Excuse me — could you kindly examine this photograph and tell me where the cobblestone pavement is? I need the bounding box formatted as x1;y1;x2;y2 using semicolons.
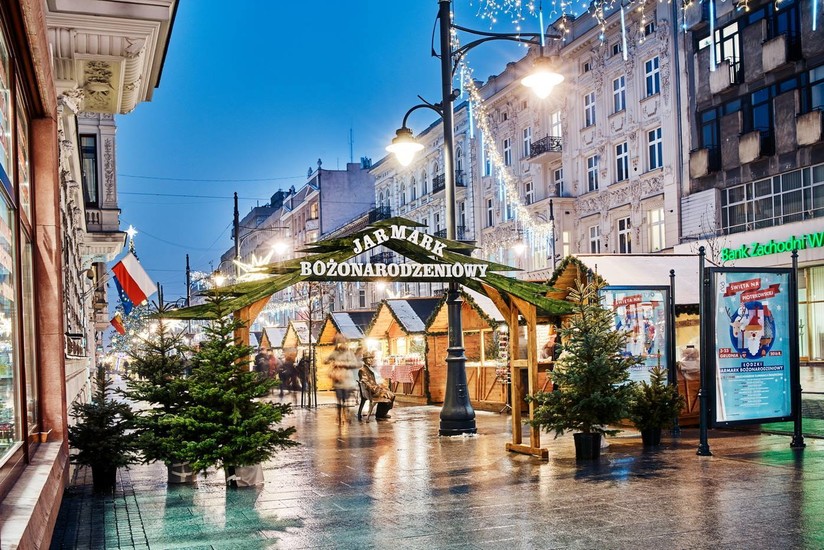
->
50;390;824;550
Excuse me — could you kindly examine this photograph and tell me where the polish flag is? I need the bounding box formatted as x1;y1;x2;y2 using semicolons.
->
110;312;126;335
111;252;157;306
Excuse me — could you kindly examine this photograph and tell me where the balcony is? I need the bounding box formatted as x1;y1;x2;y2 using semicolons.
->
432;171;466;195
684;0;711;31
709;59;741;94
739;130;774;164
368;205;391;222
305;217;319;231
527;135;562;163
689;146;721;178
433;226;466;240
370;251;395;264
797;111;823;146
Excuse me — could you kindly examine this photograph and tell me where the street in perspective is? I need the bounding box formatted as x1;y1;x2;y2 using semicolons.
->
2;1;824;549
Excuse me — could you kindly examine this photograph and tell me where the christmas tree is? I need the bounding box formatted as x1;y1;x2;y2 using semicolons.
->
530;279;638;437
110;303;151;357
122;301;191;468
69;365;139;492
179;293;298;477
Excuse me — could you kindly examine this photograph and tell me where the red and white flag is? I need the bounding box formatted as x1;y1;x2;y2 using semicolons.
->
110;312;126;335
111;252;157;306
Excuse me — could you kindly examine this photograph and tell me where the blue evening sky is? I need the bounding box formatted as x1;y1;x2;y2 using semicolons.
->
115;1;537;301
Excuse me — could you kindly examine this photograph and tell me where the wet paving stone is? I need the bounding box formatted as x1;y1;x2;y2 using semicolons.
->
50;395;824;549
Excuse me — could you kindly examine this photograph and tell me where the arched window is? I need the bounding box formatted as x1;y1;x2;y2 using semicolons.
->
400;183;407;206
378;191;384;207
421;171;428;194
456;147;463;172
410;177;417;201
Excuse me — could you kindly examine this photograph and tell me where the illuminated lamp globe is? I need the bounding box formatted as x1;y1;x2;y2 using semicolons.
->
386;127;424;167
513;241;527;256
522;57;564;99
273;240;289;256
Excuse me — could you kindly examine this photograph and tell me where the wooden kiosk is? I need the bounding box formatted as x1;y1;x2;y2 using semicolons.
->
364;297;440;402
260;326;287;353
316;310;376;391
426;287;506;409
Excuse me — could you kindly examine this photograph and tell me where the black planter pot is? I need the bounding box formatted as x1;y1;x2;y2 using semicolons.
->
573;432;602;460
375;402;392;418
91;466;117;493
641;428;662;447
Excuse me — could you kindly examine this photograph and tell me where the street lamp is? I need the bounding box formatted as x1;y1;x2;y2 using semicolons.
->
387;1;561;436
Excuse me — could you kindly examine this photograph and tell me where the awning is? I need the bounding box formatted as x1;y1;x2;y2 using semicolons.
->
573;254;699;305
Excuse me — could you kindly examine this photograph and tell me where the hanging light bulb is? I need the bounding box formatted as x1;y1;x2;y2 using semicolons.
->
521;56;564;99
386;127;424;166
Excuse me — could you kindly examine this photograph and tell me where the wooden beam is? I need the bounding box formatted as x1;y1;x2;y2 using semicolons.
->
480;282;511;320
511;296;542;453
508;304;521;444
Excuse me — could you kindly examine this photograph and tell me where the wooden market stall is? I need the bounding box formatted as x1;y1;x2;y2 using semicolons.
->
282;320;315;364
364;297;441;402
425;287;507;410
540;254;702;425
315;310;376;391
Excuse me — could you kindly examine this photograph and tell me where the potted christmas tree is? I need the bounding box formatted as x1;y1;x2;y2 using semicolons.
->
179;294;298;486
123;301;194;483
628;365;685;446
530;279;638;460
69;365;139;492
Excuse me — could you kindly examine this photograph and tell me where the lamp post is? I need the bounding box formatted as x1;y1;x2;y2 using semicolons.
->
388;1;562;436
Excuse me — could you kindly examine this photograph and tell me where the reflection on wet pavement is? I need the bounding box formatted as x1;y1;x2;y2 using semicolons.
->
51;393;824;549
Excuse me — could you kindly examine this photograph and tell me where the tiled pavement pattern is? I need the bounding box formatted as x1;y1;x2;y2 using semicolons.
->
51;391;824;550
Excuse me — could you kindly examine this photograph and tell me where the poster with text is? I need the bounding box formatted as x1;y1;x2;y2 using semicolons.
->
713;271;792;424
602;287;668;384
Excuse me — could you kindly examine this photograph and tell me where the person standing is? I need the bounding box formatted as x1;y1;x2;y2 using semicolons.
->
325;335;360;426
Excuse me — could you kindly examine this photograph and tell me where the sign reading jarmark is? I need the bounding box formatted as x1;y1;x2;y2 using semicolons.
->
299;224;492;280
721;230;824;262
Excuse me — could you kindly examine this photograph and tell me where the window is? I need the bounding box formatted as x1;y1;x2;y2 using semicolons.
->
645;57;660;96
422;171;428;194
502;111;508;122
550;110;562;138
589;225;601;253
644;21;656;36
459;200;466;229
648;127;663;171
562;231;571;256
584;92;596;127
525;181;534;205
721;164;824;234
612;42;622;57
616;142;629;182
486;198;494;227
613;76;626;113
617;217;632;253
648;207;666;251
583;61;591;73
378;191;384;208
434;212;441;234
456;147;463;173
358;284;367;308
503;138;512;166
553;168;564;197
587;155;599;192
505;200;514;221
523;127;532;158
410;177;417;201
400;183;407;206
310;202;319;219
484;153;491;176
80;135;99;206
805;65;824;113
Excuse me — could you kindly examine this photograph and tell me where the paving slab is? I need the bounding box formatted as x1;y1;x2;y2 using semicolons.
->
50;394;824;549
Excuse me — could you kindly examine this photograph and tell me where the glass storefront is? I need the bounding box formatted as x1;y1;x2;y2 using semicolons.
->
800;266;824;362
0;195;17;461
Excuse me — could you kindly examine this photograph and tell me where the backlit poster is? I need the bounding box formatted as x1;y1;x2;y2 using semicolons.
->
712;271;792;424
601;287;669;384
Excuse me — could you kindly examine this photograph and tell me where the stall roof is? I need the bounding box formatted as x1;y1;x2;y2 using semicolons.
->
427;286;505;332
262;326;286;349
318;310;376;344
543;254;700;305
366;297;441;337
283;320;315;347
250;331;260;348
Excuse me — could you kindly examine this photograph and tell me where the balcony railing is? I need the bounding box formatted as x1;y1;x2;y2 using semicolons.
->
433;226;466;240
529;136;563;158
432;171;466;195
370;251;395;264
368;205;391;223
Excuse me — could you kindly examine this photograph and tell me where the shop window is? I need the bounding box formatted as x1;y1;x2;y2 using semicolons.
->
21;238;36;435
0;195;19;463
